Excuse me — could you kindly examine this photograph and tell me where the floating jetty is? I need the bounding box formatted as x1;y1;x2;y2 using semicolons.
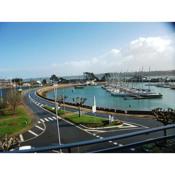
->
74;85;85;89
102;85;163;99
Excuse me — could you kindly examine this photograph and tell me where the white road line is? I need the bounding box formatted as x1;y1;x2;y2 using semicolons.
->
113;142;118;145
44;118;49;122
130;148;135;151
48;117;54;121
35;125;44;131
38;121;41;124
52;117;57;120
28;130;38;137
19;134;24;142
96;135;100;138
108;140;113;143
118;144;123;147
40;119;45;123
52;150;60;153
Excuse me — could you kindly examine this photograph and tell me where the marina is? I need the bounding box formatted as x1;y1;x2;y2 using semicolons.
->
46;83;175;111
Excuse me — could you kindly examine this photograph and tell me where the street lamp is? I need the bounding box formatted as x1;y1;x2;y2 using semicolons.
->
53;84;62;152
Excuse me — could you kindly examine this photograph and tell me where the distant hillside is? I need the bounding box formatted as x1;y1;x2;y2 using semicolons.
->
95;70;175;78
22;70;175;81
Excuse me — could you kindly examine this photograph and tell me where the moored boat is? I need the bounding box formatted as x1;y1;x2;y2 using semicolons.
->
74;85;85;89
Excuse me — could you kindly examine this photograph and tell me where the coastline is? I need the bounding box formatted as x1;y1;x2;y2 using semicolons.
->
36;84;154;118
37;83;78;97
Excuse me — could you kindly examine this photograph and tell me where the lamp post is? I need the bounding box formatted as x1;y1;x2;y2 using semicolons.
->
53;84;62;152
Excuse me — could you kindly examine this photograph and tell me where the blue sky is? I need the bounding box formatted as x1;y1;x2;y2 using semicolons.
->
0;22;174;79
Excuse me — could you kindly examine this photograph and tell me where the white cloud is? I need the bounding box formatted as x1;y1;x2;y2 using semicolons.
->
51;36;175;76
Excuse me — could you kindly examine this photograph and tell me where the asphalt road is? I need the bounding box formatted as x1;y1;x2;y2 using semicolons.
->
22;91;116;152
20;89;175;153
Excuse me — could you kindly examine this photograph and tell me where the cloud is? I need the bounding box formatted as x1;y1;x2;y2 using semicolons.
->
52;36;175;76
3;36;173;78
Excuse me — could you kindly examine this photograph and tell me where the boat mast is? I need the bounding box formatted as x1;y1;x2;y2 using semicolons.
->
149;66;151;91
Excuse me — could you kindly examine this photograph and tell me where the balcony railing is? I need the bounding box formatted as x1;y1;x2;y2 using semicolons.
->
6;124;175;153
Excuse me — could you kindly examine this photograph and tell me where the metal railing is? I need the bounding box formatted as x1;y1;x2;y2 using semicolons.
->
7;124;175;153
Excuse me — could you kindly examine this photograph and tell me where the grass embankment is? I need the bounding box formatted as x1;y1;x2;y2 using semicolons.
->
43;105;122;127
0;106;32;138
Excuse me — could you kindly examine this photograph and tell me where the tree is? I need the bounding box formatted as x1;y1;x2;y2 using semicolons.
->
0;95;8;115
57;95;67;107
12;78;23;86
152;108;175;136
50;74;59;82
7;89;22;113
42;79;47;85
0;135;20;151
72;97;87;117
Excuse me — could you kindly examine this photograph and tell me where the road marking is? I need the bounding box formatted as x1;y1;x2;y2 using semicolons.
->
38;121;41;124
40;119;45;123
35;125;44;131
52;117;57;120
93;133;96;136
130;148;135;151
118;144;123;147
48;117;54;121
19;134;24;142
108;140;113;143
113;142;118;145
28;130;38;137
96;135;100;138
44;118;49;122
52;150;60;153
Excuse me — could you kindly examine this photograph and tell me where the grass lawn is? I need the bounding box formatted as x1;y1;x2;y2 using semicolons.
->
43;104;123;127
0;106;32;138
65;114;109;127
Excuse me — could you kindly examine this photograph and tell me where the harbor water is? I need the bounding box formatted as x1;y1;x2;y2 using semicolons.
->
46;83;175;111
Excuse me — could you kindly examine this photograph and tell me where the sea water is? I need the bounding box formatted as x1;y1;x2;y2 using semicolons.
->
46;83;175;111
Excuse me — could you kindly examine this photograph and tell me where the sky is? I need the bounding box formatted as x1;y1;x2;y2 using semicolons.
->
0;22;174;79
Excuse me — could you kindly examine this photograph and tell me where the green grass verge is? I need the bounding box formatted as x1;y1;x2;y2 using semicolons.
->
43;105;65;116
0;106;32;138
43;105;123;127
65;114;109;127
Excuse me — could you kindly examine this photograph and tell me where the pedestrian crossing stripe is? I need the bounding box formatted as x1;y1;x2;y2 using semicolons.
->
44;118;49;122
40;119;45;123
48;117;53;121
39;117;57;123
